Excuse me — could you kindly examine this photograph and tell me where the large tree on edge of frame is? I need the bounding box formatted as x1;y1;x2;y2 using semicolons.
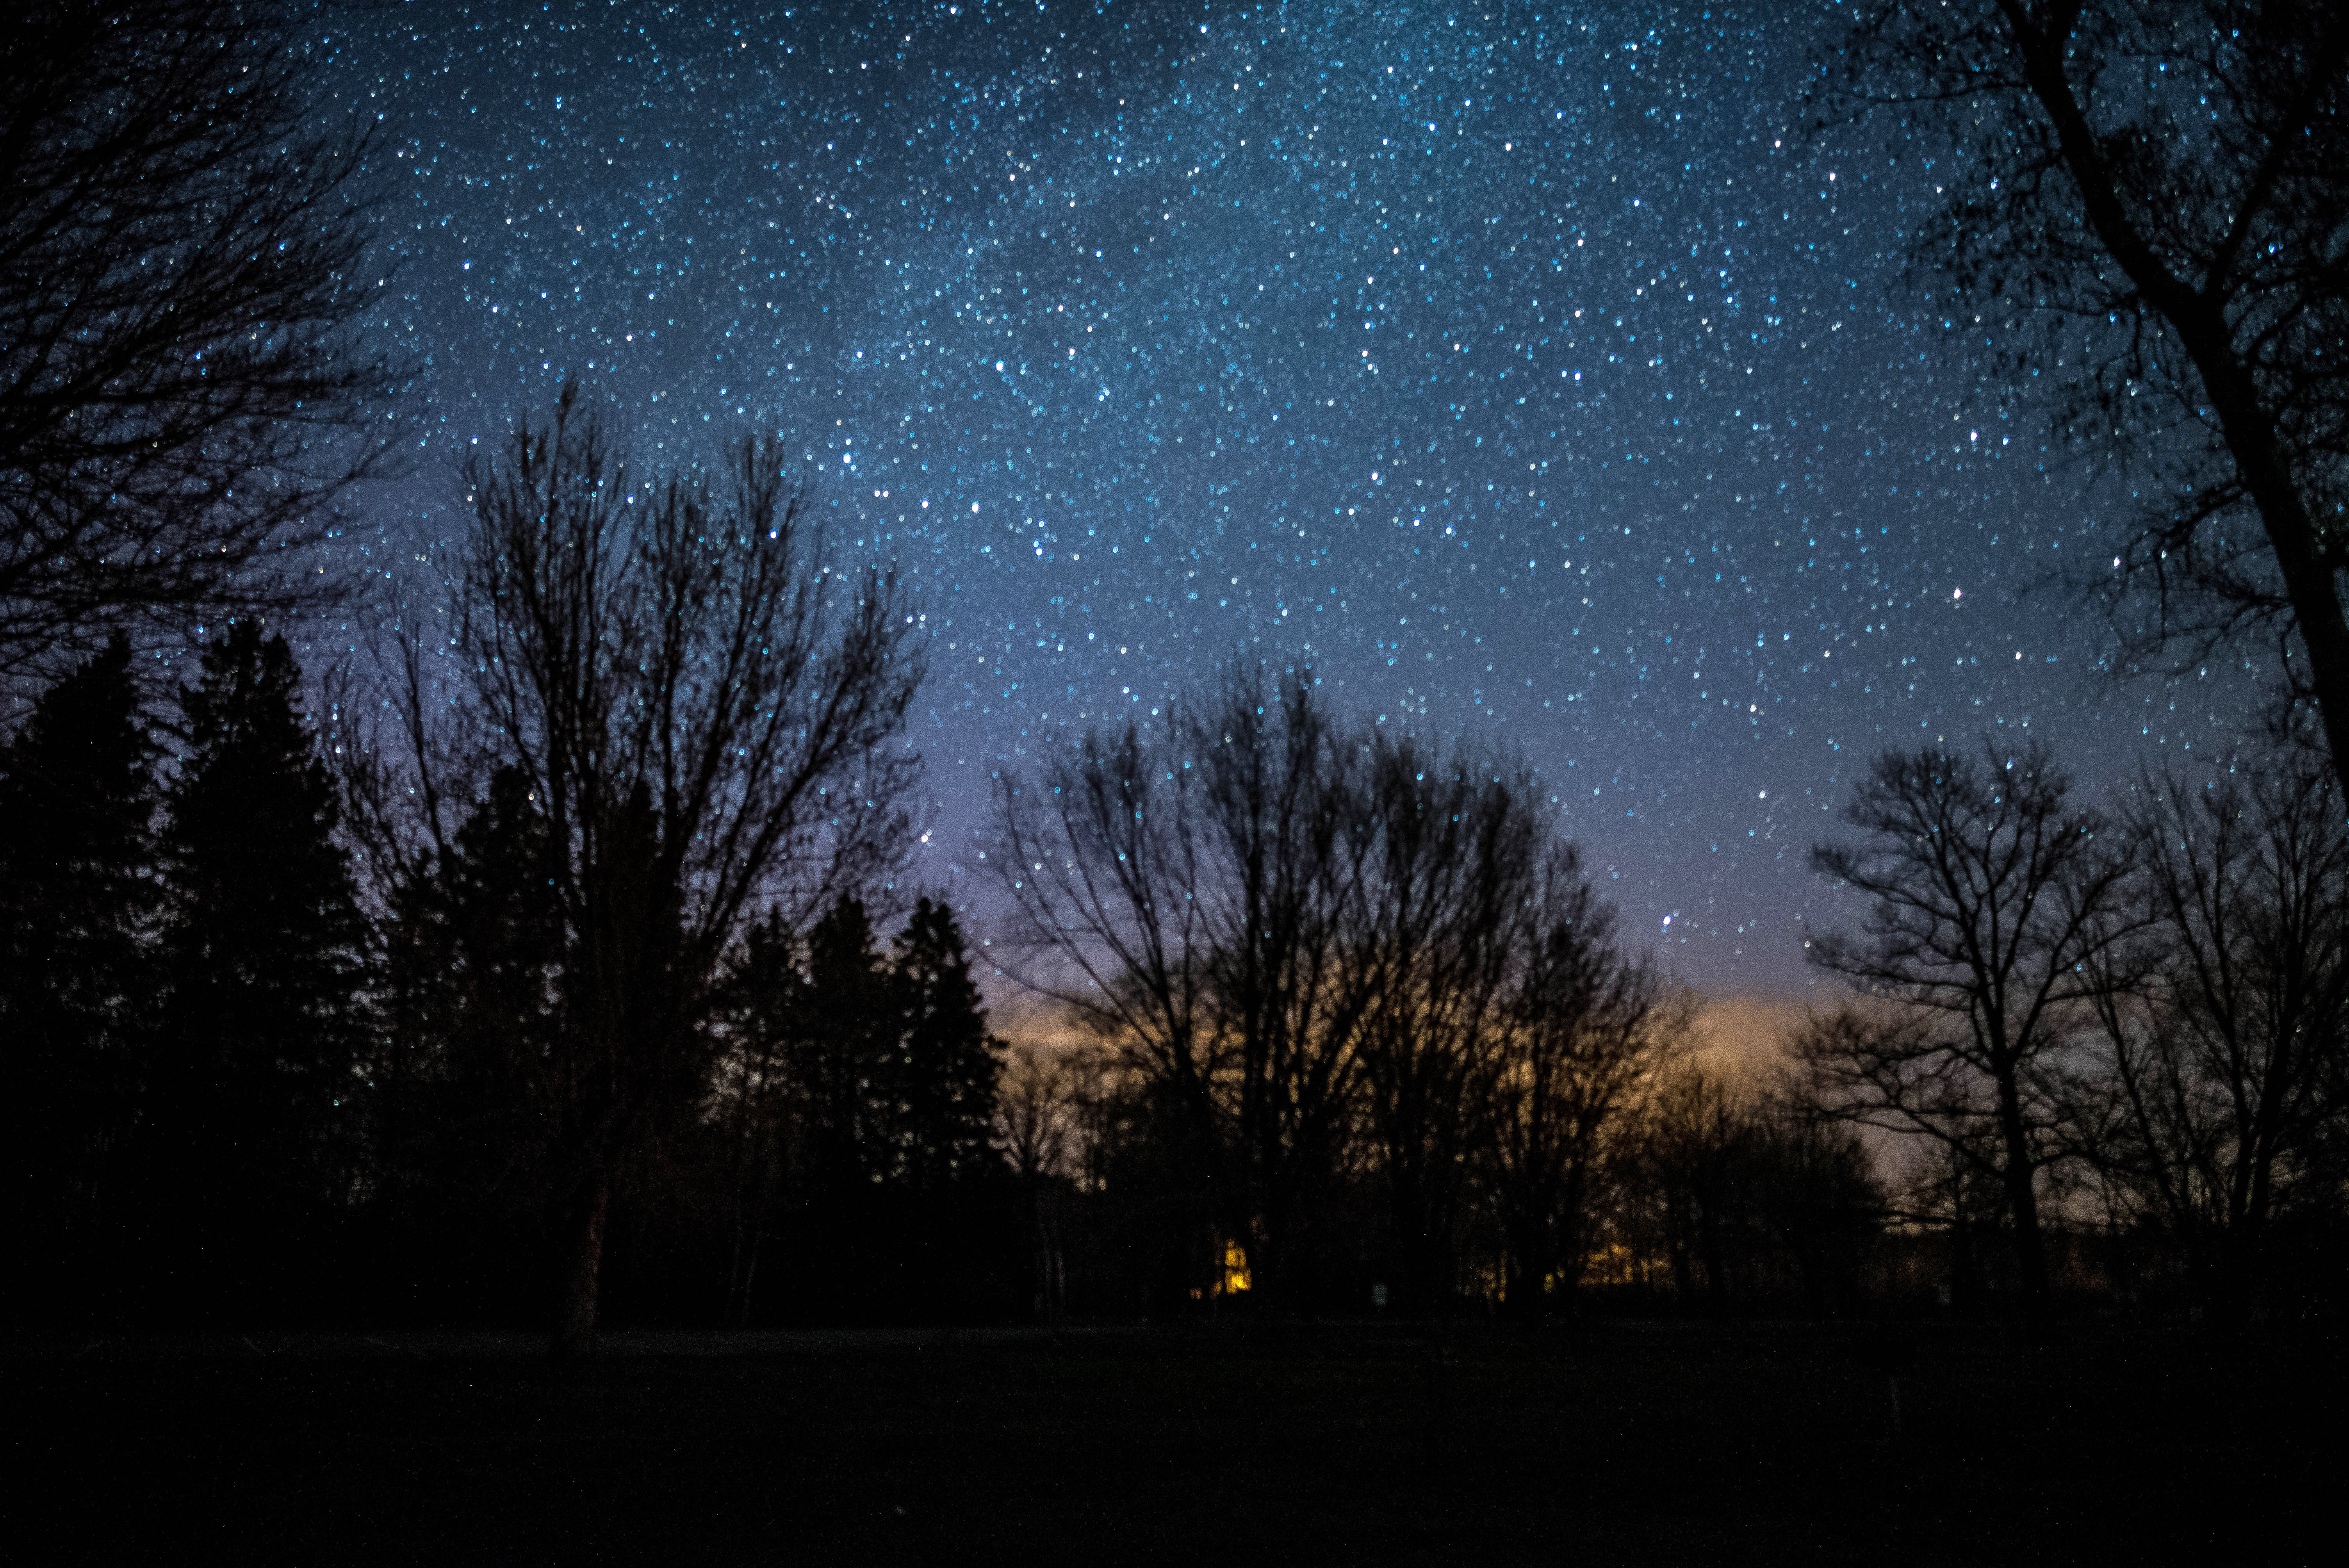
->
1821;3;2349;774
0;0;393;681
2081;758;2349;1321
389;386;923;1356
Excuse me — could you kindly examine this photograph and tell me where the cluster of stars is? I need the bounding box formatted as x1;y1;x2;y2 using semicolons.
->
331;0;2262;994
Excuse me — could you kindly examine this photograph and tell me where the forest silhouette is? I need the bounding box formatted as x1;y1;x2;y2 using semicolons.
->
5;0;2348;1350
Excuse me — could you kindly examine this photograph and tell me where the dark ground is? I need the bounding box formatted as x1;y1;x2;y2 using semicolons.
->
7;1318;2338;1565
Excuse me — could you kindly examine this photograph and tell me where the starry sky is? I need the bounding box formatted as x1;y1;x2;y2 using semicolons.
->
321;0;2267;1004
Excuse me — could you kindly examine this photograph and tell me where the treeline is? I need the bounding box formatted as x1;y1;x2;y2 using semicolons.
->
0;609;1877;1336
986;706;2349;1326
0;621;1014;1333
11;442;2349;1331
987;667;1883;1320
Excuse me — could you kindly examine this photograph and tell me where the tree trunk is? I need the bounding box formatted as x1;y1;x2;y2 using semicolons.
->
553;1174;610;1358
724;1137;775;1330
1699;1206;1729;1318
1994;1072;2051;1316
1028;1181;1065;1322
726;1220;765;1331
1502;1200;1554;1322
1392;1169;1454;1317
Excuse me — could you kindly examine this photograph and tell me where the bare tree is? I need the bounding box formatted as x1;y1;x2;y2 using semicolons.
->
1627;1060;1887;1316
1822;2;2349;773
1486;857;1684;1317
1800;741;2144;1311
996;1037;1093;1319
1189;666;1378;1302
1;1;393;679
998;1040;1086;1187
1638;1063;1761;1313
989;666;1372;1305
992;668;1661;1315
367;387;923;1354
989;704;1223;1295
2080;758;2349;1319
1350;735;1550;1313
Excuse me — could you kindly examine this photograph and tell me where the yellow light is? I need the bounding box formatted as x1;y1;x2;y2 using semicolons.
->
1221;1240;1252;1295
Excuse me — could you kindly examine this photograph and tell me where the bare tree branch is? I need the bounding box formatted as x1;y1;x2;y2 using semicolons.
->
1818;2;2349;772
1797;739;2148;1310
0;1;397;681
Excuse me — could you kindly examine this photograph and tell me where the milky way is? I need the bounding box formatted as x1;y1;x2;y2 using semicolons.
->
324;0;2265;999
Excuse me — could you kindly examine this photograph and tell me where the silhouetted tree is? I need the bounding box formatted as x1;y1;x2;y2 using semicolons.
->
995;668;1391;1308
1800;741;2144;1313
788;894;894;1244
0;1;393;679
1888;1121;2025;1313
881;899;1005;1193
857;898;1011;1317
998;1040;1085;1188
994;663;1656;1315
1486;861;1683;1317
700;895;1006;1323
372;386;923;1353
709;909;806;1327
1351;734;1551;1313
147;622;369;1313
988;698;1224;1304
996;1037;1090;1318
372;765;568;1317
0;636;158;1310
2080;757;2349;1320
1752;1114;1888;1316
1638;1065;1760;1312
1821;2;2349;777
706;896;893;1325
1629;1062;1886;1316
1187;668;1371;1305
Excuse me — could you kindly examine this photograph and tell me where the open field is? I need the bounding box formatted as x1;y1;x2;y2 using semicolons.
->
8;1320;2337;1564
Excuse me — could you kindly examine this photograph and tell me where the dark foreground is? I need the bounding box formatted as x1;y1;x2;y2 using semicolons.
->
7;1319;2337;1564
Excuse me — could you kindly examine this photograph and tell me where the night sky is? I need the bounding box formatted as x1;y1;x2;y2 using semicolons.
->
321;0;2267;1007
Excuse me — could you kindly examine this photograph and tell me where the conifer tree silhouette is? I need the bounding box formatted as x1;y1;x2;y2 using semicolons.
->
884;899;1005;1194
376;766;567;1311
0;636;159;1312
149;622;367;1313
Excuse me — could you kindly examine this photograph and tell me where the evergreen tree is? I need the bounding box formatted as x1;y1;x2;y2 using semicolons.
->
148;622;368;1311
0;636;159;1308
700;895;1009;1322
883;899;1004;1192
711;909;808;1326
376;765;567;1315
876;898;1012;1320
799;895;891;1197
